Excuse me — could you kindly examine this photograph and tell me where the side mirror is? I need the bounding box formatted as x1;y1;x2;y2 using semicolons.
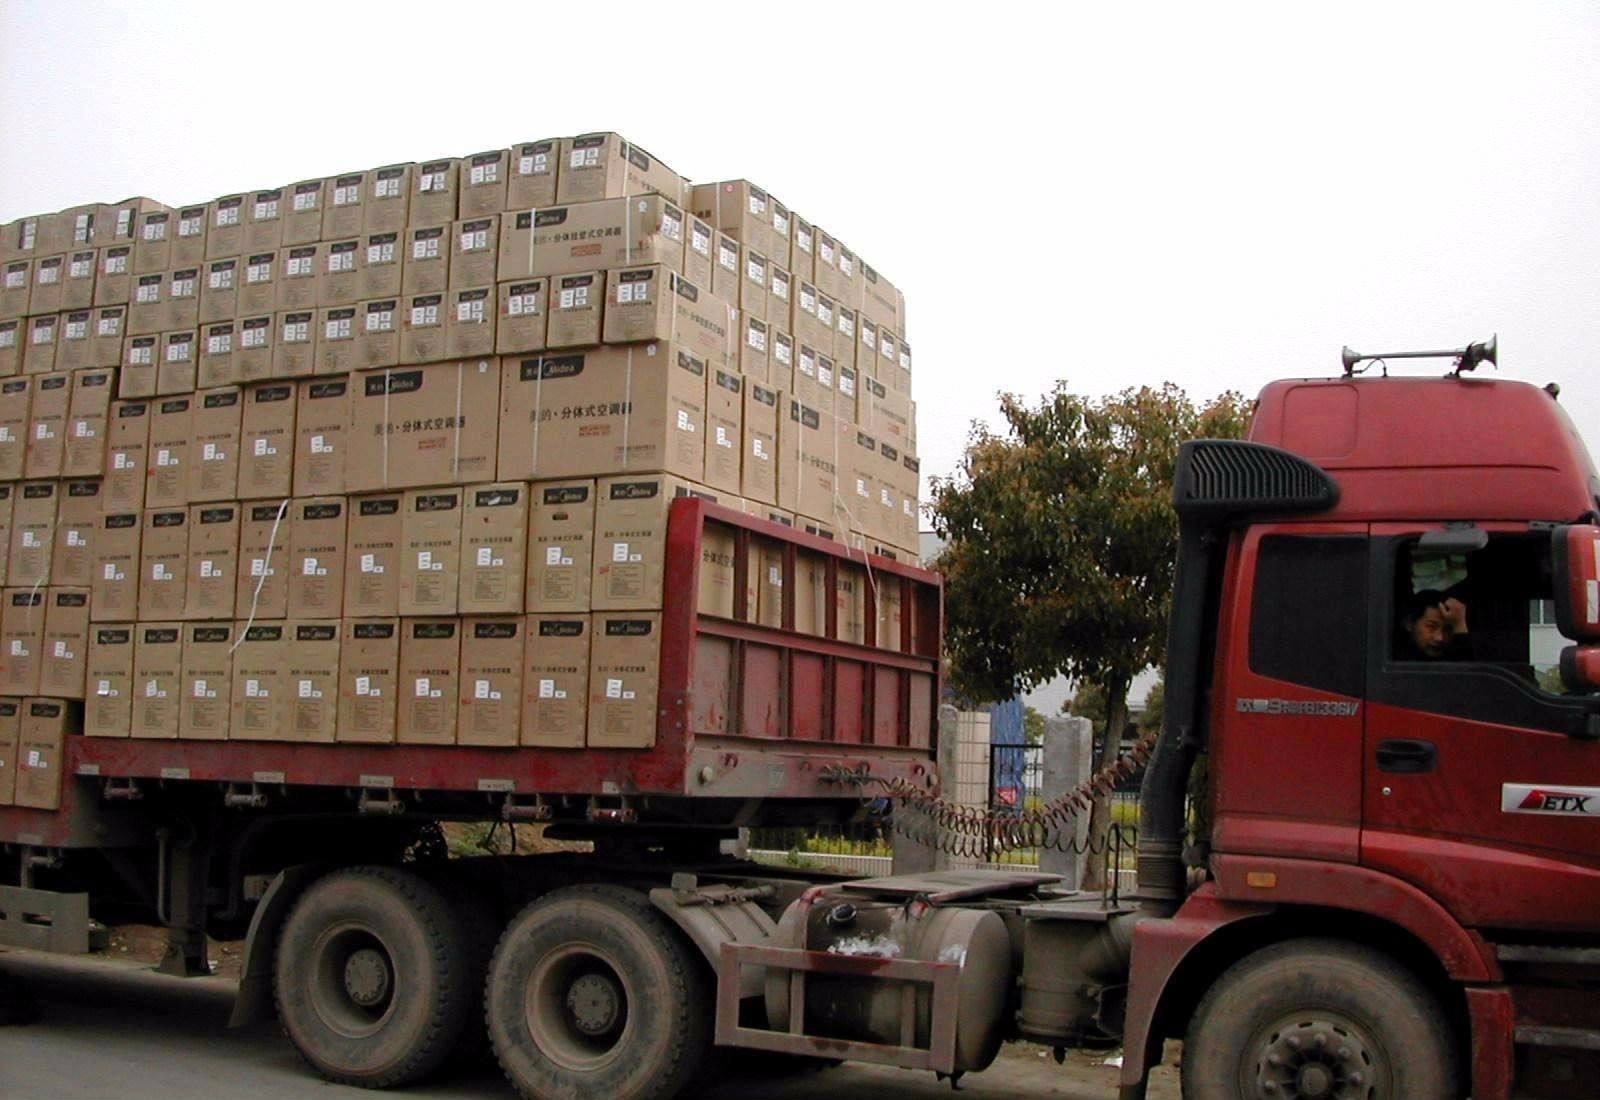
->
1552;524;1600;641
1561;645;1600;693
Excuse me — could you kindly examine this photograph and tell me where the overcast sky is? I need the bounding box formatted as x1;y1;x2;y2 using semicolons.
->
4;1;1598;516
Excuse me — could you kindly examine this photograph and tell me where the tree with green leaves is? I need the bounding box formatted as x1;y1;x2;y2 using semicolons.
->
931;383;1250;886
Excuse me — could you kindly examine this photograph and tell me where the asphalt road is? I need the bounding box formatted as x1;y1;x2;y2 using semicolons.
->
0;949;1181;1100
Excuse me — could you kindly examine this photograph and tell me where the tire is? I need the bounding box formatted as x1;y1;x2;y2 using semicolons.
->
273;866;474;1088
486;884;712;1100
1182;937;1459;1100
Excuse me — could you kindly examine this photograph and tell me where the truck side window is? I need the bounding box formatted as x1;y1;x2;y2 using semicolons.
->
1249;535;1366;697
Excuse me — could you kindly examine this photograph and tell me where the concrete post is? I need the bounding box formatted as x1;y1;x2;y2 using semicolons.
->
1038;715;1094;889
891;703;960;875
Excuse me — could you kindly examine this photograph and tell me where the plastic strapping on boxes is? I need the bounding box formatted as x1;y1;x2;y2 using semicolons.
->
380;366;391;489
230;497;288;653
621;347;634;470
452;363;465;480
524;207;538;279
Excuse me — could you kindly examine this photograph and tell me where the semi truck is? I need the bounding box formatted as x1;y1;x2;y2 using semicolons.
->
3;340;1598;1100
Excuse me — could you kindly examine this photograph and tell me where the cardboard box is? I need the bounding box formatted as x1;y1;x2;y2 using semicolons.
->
91;511;141;621
171;205;208;268
95;244;134;306
315;305;360;377
460;484;526;615
0;590;45;695
104;398;150;512
362;163;411;234
458;150;508;217
398;618;459;744
705;366;743;495
28;254;65;315
243;189;285;254
358;232;405;301
24;369;72;479
411;158;460;227
163;266;200;331
0;485;10;583
685;215;714;289
146;395;192;509
207;195;246;260
458;617;522;746
546;271;604;348
403;225;450;296
738;314;770;385
592;474;716;610
497;344;705;482
272;310;317;378
603;266;736;369
900;451;921;552
239;251;279;316
86;625;134;736
64;249;97;311
63;367;116;477
15;698;71;809
131;620;183;738
197;318;238;386
9;482;58;587
25;314;59;374
195;257;236;325
283;179;326;245
286;620;340;742
87;305;127;370
497;195;685;282
322;237;361;305
521;615;588;747
858;315;879;375
710;230;740;306
120;333;158;396
526;480;595;614
768;264;793;327
399;292;446;364
322;171;367;240
738;245;769;320
507;140;559;209
790;342;832;412
0;699;16;801
277;244;322;311
834;362;859;423
0;318;21;377
40;588;90;698
446;287;496;360
451;216;499;289
139;508;189;620
0;377;29;478
188;387;242;502
287;497;347;618
834;305;858;371
844;428;879;539
587;613;661;748
0;259;29;318
157;329;198;394
400;488;461;616
229;622;282;741
344;494;403;616
239;381;296;499
356;298;400;368
691;180;777;258
696;517;750;620
288;378;346;497
347;360;499;491
51;479;101;588
558;133;688;206
236;314;275;382
769;198;793;270
857;260;904;334
336;618;397;743
236;501;290;620
777;398;837;520
185;504;239;620
135;209;176;274
178;622;232;740
495;278;547;355
860;373;911;447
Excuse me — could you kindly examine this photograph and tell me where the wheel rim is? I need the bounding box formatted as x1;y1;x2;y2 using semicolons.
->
308;922;399;1038
524;944;633;1071
1242;1011;1388;1099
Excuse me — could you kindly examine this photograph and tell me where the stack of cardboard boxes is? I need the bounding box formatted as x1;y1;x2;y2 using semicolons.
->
0;132;920;805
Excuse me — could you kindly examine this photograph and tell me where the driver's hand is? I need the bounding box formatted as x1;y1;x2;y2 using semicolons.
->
1440;597;1469;634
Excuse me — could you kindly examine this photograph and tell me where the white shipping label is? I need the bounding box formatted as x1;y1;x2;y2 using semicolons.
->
545;546;570;565
216;206;240;227
538;679;556;699
559;286;589;310
292;191;317;212
414;677;432;697
250;558;268;576
365;309;393;332
98;316;121;336
417;550;435;571
606;677;623;699
326;317;351;340
179;214;203;237
459;228;488;251
152;563;171;581
840;313;855;338
375;177;401;198
246;261;270;284
208;268;234;289
166;340;191;362
882;487;894;506
8;641;23;656
769;565;782;586
207;333;232;354
3;270;23;289
857;478;869;498
38;265;60;285
456;299;485;323
676;409;694;432
142;221;165;242
412;237;440;260
570;146;601;168
53;641;70;658
616;281;648;304
800;286;817;312
104;253;128;274
298;679;314;698
66;319;88;340
719;244;738;270
748;194;765;215
716;426;732;448
242;326;267;348
193;679;209;697
366;241;394;264
410;304;438;327
32;323;53;345
156;448;176;467
67;528;87;546
311;434;332;453
475;546;494;566
253;199;279;220
329;250;356;273
612;542;630;563
333;184;359;206
355;675;372;695
286;255;312;277
172;275;195;297
131;345;153;366
519;152;548;175
283;320;309;343
818;299;833;325
200;559;218;577
508;292;539;316
360;553;380;573
70;256;93;278
26;750;44;768
0;330;15;349
136;282;160;303
775;342;792;366
746;259;763;282
97;679;112;695
302;556;322;575
691;228;711;256
752;438;767;459
820;239;835;263
773;210;790;236
747;327;766;352
474;679;494;699
246;678;265;697
419;170;446;193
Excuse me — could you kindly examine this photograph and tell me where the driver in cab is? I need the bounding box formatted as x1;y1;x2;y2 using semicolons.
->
1398;589;1473;661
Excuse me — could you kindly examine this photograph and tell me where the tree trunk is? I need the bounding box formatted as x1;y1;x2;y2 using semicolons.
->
1076;674;1129;892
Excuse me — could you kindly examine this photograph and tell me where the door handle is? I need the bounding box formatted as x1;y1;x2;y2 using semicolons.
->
1376;739;1437;774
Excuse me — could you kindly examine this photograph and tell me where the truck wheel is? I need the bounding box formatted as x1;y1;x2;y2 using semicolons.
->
486;884;712;1100
1182;938;1458;1100
274;866;473;1088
